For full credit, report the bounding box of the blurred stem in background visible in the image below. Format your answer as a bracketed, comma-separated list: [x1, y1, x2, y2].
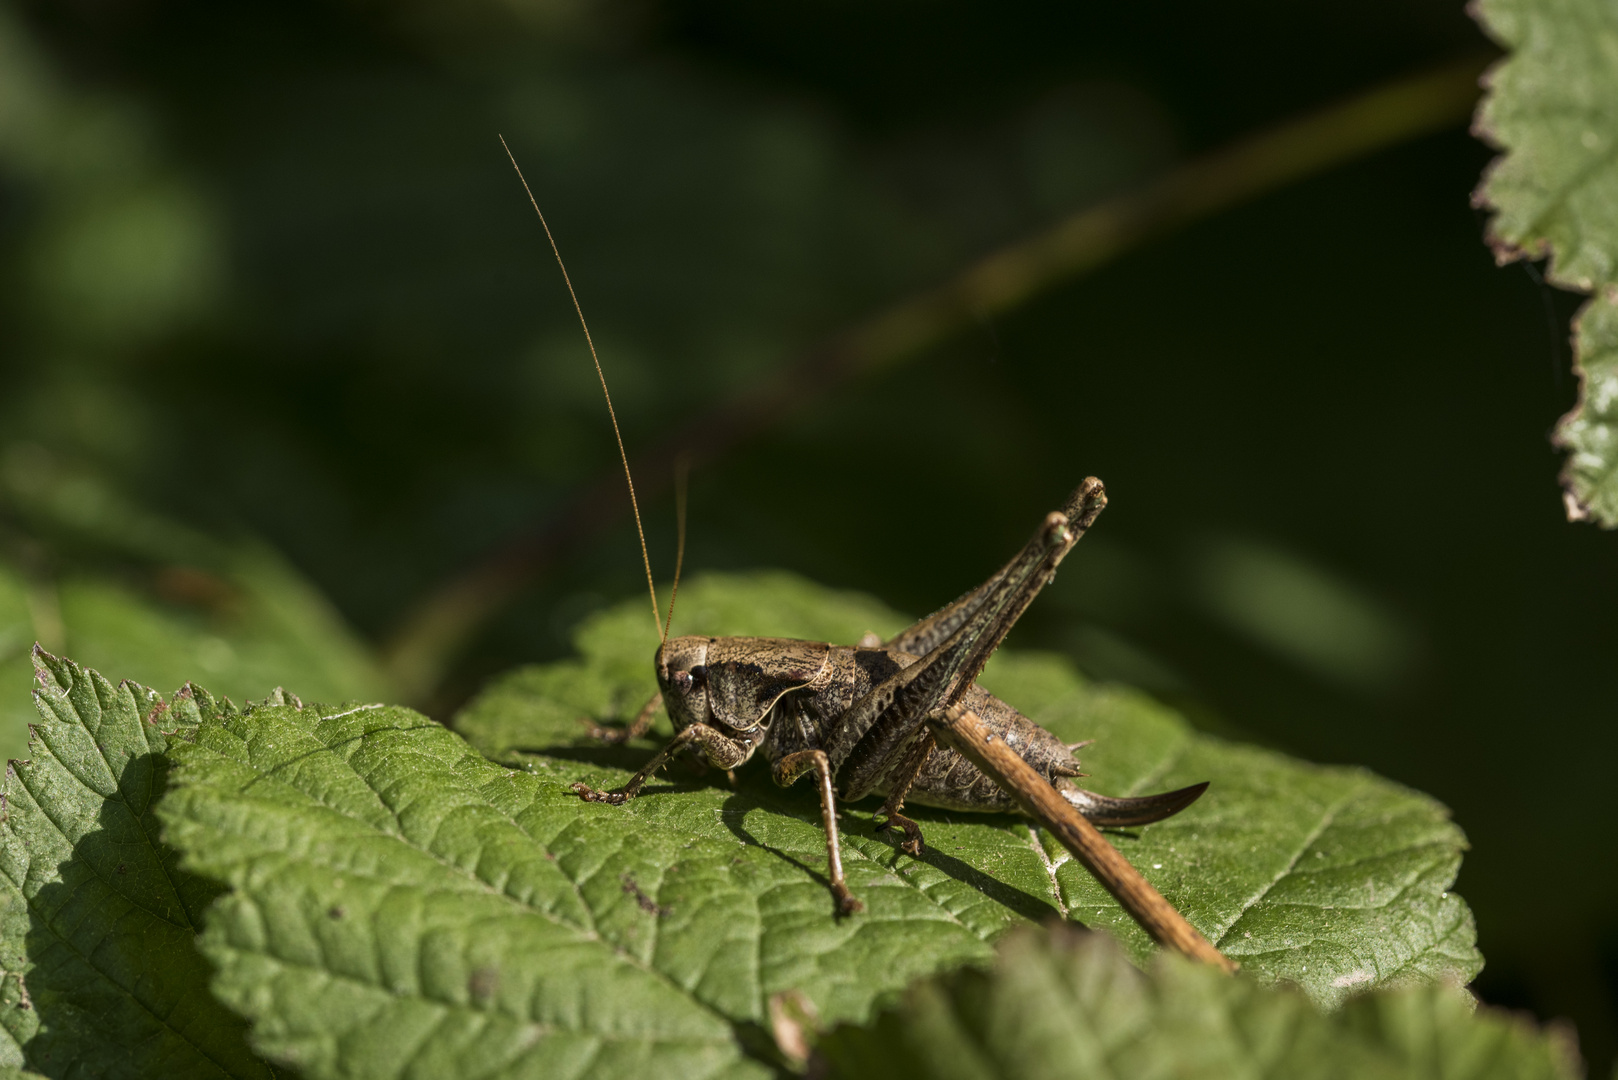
[385, 53, 1489, 706]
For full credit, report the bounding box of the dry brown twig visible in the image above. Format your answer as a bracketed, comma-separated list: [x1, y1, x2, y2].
[932, 704, 1235, 969]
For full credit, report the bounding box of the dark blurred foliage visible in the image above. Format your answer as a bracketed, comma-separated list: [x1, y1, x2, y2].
[1, 0, 1613, 1071]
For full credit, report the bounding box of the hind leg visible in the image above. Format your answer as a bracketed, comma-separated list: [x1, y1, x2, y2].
[874, 731, 935, 857]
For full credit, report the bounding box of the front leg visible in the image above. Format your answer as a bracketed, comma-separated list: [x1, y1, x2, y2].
[772, 750, 864, 916]
[573, 722, 749, 804]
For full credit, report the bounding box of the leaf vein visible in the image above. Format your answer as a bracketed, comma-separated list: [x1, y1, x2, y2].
[9, 864, 242, 1078]
[1518, 113, 1618, 244]
[174, 778, 752, 1030]
[11, 752, 193, 931]
[1119, 736, 1189, 798]
[1210, 783, 1364, 946]
[221, 946, 734, 1047]
[70, 683, 202, 934]
[1026, 825, 1068, 920]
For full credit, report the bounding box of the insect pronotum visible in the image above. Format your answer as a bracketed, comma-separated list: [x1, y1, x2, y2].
[500, 137, 1233, 970]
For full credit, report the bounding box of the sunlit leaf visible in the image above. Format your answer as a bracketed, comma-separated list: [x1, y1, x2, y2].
[1474, 0, 1618, 523]
[1553, 292, 1618, 523]
[158, 698, 772, 1080]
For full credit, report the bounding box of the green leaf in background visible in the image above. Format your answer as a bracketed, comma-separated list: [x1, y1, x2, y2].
[1553, 294, 1618, 524]
[0, 447, 395, 763]
[456, 572, 1482, 1011]
[816, 925, 1578, 1080]
[0, 571, 36, 765]
[1473, 0, 1618, 524]
[0, 649, 272, 1078]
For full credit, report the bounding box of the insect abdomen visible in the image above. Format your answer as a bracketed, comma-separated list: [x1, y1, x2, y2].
[890, 684, 1080, 813]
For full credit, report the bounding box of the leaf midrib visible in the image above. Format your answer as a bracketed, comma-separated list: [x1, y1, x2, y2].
[102, 688, 205, 933]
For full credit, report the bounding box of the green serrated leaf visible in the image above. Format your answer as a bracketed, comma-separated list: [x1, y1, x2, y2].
[1554, 291, 1618, 523]
[0, 648, 272, 1078]
[816, 925, 1578, 1080]
[1473, 0, 1618, 524]
[1474, 0, 1618, 291]
[454, 572, 1482, 1014]
[156, 695, 771, 1080]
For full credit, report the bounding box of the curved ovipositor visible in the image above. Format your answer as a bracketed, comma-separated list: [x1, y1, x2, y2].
[1062, 781, 1210, 827]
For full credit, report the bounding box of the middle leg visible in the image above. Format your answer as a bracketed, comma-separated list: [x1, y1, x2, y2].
[772, 750, 864, 916]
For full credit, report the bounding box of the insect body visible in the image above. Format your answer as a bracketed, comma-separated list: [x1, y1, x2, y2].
[573, 479, 1207, 914]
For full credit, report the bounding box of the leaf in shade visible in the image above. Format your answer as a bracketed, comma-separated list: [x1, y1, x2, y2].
[0, 648, 273, 1078]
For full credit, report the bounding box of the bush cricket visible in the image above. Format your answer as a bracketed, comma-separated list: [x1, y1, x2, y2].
[502, 139, 1233, 969]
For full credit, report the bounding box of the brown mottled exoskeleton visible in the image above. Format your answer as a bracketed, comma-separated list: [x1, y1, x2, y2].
[497, 141, 1207, 918]
[571, 478, 1207, 915]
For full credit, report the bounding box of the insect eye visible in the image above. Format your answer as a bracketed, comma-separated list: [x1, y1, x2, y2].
[688, 665, 707, 684]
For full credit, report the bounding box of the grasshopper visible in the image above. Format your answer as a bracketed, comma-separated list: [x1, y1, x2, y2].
[502, 140, 1208, 920]
[570, 478, 1206, 914]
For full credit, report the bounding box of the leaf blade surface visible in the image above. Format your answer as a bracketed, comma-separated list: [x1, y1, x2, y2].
[159, 696, 770, 1080]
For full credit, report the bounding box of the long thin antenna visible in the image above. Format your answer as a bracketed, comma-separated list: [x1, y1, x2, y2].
[661, 455, 689, 643]
[500, 135, 662, 640]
